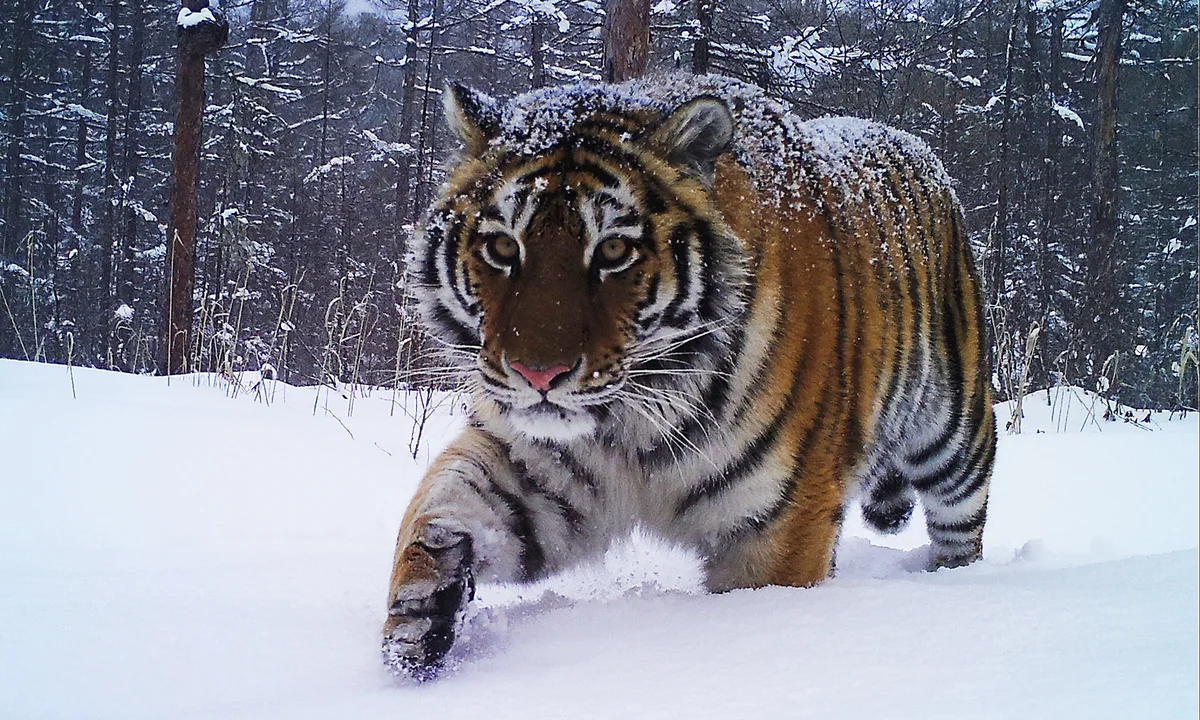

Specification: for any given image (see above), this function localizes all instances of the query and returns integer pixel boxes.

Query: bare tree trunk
[1036,8,1064,327]
[3,0,35,259]
[72,44,93,239]
[530,16,546,88]
[938,0,963,163]
[394,0,419,242]
[101,0,121,328]
[164,1,228,374]
[1084,0,1128,375]
[412,0,443,216]
[602,0,651,82]
[691,0,713,74]
[316,3,333,213]
[987,0,1022,308]
[118,0,145,312]
[42,4,65,360]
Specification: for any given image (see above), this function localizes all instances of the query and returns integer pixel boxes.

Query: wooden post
[164,0,228,374]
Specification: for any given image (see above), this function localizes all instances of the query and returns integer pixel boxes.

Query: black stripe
[673,278,823,518]
[478,371,510,393]
[910,422,993,496]
[875,172,914,425]
[869,155,909,428]
[635,274,661,330]
[552,446,601,495]
[940,432,996,504]
[674,407,789,516]
[890,168,926,405]
[481,475,547,581]
[427,301,479,350]
[571,136,702,219]
[635,324,740,468]
[508,453,587,534]
[722,373,834,541]
[638,232,759,466]
[441,214,474,313]
[693,220,722,322]
[663,224,695,324]
[923,173,972,467]
[421,214,448,288]
[713,213,841,542]
[525,157,622,191]
[640,180,667,214]
[839,186,864,462]
[927,506,987,535]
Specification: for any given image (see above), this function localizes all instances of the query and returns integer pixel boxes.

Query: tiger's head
[409,83,748,443]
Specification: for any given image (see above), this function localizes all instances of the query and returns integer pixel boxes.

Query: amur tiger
[383,75,996,678]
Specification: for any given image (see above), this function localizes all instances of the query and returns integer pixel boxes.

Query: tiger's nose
[509,361,573,393]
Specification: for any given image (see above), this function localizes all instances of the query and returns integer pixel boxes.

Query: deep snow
[0,359,1196,719]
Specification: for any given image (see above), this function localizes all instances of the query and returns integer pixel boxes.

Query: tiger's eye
[487,235,519,262]
[598,237,630,265]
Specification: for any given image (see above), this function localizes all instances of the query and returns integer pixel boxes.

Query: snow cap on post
[444,84,502,157]
[646,96,734,187]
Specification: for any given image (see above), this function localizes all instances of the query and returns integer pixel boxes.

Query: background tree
[0,0,1193,410]
[164,0,230,374]
[603,0,651,81]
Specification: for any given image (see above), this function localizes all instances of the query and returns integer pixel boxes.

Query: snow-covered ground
[1,359,1196,719]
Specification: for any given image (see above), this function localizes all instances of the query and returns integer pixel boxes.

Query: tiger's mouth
[503,399,600,441]
[473,352,628,441]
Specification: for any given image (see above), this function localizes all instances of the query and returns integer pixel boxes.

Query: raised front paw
[382,523,475,681]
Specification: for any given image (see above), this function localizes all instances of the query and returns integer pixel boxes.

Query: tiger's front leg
[383,427,594,678]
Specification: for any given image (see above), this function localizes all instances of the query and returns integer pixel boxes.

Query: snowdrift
[0,360,1195,719]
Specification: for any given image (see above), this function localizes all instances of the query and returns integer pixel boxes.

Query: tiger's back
[382,75,995,676]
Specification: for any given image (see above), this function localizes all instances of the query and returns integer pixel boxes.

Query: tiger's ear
[444,83,501,156]
[647,96,734,186]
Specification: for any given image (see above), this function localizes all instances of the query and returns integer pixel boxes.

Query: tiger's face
[411,85,743,442]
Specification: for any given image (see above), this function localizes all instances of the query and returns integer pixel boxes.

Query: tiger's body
[383,75,996,677]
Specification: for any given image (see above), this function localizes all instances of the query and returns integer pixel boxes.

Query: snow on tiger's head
[406,78,751,442]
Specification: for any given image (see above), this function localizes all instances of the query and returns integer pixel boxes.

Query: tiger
[382,74,996,678]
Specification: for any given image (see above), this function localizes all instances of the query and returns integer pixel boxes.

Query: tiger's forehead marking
[479,161,643,246]
[580,183,641,257]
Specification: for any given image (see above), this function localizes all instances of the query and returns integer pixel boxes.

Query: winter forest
[0,0,1196,409]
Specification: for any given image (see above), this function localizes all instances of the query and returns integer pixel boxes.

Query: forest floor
[1,359,1196,719]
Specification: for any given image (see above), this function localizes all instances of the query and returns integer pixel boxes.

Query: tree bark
[987,0,1022,308]
[530,16,546,89]
[691,0,713,74]
[164,1,228,374]
[101,0,121,323]
[602,0,651,82]
[3,0,35,259]
[412,0,443,216]
[394,0,419,240]
[118,0,145,312]
[1084,0,1128,375]
[71,43,93,239]
[1035,8,1064,327]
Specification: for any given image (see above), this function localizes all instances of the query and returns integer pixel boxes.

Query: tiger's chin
[505,403,598,442]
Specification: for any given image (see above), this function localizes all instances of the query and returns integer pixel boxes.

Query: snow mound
[0,360,1196,719]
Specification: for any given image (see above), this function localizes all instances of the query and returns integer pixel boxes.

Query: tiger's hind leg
[909,419,996,569]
